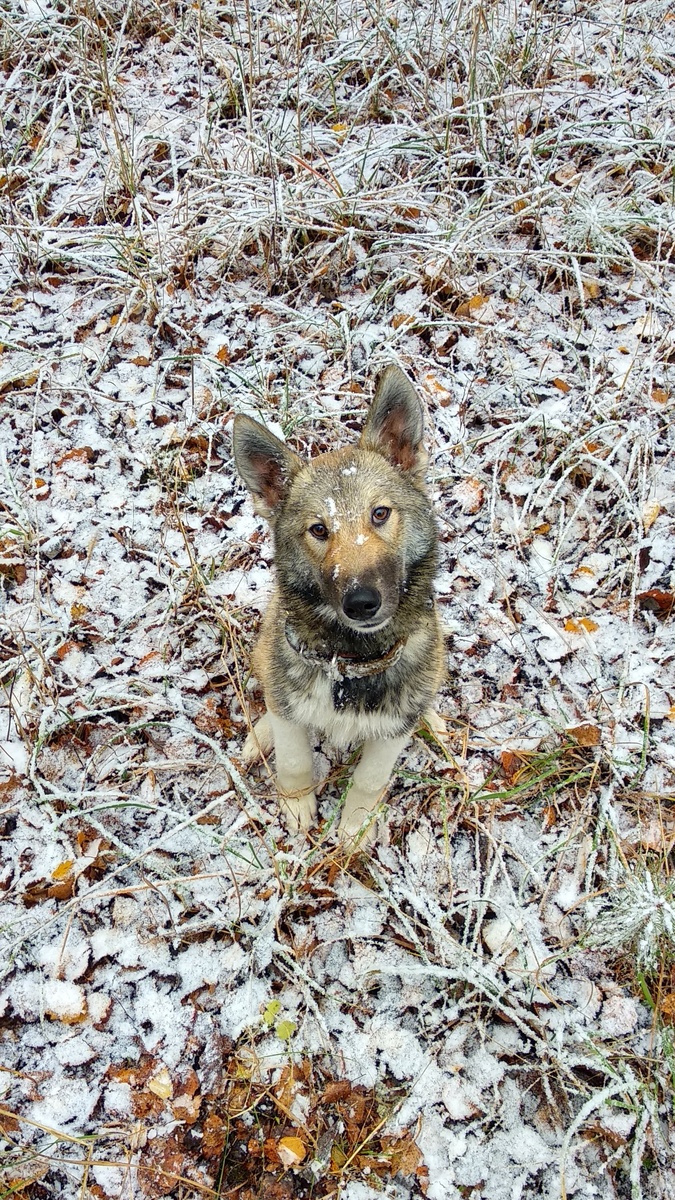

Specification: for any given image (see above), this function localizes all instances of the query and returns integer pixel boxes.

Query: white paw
[422,708,446,738]
[242,714,273,765]
[337,799,379,850]
[279,791,318,834]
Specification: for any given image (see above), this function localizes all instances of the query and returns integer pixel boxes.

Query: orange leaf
[552,377,570,393]
[455,294,486,318]
[501,750,520,780]
[651,386,669,403]
[216,345,230,363]
[661,994,675,1022]
[564,617,598,634]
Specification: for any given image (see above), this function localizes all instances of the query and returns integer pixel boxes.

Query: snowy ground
[1,1,675,1197]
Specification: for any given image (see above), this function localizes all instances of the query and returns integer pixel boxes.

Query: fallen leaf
[642,501,661,530]
[452,478,484,514]
[277,1136,306,1167]
[51,860,74,880]
[321,1080,351,1104]
[455,294,486,318]
[651,386,669,403]
[392,312,414,328]
[501,751,520,781]
[568,724,601,747]
[552,377,570,393]
[147,1067,173,1100]
[564,617,598,634]
[661,994,675,1023]
[637,589,674,619]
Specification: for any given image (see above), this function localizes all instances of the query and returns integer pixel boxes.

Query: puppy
[233,365,444,845]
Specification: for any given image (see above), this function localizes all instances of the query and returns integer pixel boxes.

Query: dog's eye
[371,506,391,525]
[309,522,329,540]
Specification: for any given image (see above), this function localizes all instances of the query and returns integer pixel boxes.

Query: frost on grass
[1,0,675,1198]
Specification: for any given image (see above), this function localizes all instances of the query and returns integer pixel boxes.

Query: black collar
[284,620,405,680]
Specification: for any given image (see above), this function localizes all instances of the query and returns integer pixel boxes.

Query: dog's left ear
[360,365,425,474]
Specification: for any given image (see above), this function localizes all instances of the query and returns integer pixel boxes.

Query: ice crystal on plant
[591,869,675,971]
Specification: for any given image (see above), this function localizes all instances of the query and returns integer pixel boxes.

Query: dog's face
[232,367,437,634]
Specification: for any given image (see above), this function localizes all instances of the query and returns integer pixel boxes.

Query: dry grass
[1,0,674,1198]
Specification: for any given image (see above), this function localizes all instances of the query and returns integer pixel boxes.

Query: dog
[232,365,444,846]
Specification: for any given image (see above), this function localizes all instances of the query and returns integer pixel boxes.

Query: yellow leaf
[278,1136,306,1167]
[667,705,675,723]
[51,860,74,880]
[275,1019,296,1041]
[147,1067,173,1100]
[643,501,660,530]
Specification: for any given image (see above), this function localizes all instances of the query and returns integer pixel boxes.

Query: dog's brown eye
[371,506,391,525]
[309,522,329,540]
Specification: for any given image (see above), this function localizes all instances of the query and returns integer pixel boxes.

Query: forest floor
[1,1,675,1198]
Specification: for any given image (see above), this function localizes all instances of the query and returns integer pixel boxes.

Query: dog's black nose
[343,586,382,622]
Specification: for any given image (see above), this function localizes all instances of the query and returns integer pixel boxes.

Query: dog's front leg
[267,712,317,833]
[338,734,409,847]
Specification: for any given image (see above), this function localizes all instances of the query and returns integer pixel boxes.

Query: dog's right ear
[232,415,303,518]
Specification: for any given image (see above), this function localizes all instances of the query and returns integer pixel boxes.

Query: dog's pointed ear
[359,366,425,474]
[232,415,303,517]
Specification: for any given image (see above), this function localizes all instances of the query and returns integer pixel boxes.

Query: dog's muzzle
[342,586,381,623]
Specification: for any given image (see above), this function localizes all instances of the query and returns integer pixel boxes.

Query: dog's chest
[288,669,405,747]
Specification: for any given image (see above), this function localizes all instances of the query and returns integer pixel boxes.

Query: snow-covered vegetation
[1,1,674,1197]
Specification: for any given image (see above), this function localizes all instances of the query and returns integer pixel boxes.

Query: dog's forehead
[291,449,399,511]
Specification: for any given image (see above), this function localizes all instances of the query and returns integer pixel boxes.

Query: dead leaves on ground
[108,1052,428,1198]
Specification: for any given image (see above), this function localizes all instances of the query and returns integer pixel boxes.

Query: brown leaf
[568,724,601,747]
[55,446,94,468]
[660,994,675,1023]
[637,589,674,619]
[321,1080,351,1105]
[382,1133,423,1177]
[138,1133,185,1198]
[201,1112,227,1158]
[552,377,570,393]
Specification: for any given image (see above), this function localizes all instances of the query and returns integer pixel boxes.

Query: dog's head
[232,366,436,634]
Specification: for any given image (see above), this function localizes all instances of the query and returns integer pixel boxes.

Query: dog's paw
[279,791,318,835]
[242,714,274,765]
[337,803,379,851]
[422,708,446,738]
